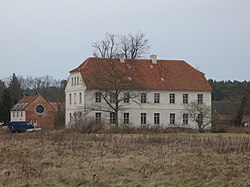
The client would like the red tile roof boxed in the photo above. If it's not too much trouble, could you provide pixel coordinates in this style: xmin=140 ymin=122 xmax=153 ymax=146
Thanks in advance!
xmin=71 ymin=57 xmax=212 ymax=91
xmin=11 ymin=95 xmax=39 ymax=111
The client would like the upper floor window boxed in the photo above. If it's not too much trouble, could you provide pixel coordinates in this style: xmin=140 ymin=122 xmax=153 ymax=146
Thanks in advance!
xmin=77 ymin=77 xmax=79 ymax=85
xmin=154 ymin=93 xmax=160 ymax=103
xmin=154 ymin=113 xmax=160 ymax=124
xmin=124 ymin=113 xmax=129 ymax=124
xmin=71 ymin=78 xmax=74 ymax=85
xmin=198 ymin=94 xmax=203 ymax=104
xmin=170 ymin=113 xmax=175 ymax=124
xmin=183 ymin=94 xmax=188 ymax=104
xmin=170 ymin=93 xmax=175 ymax=104
xmin=95 ymin=92 xmax=101 ymax=103
xmin=110 ymin=112 xmax=115 ymax=124
xmin=124 ymin=93 xmax=130 ymax=103
xmin=183 ymin=113 xmax=188 ymax=124
xmin=141 ymin=113 xmax=147 ymax=125
xmin=110 ymin=93 xmax=116 ymax=103
xmin=141 ymin=93 xmax=147 ymax=103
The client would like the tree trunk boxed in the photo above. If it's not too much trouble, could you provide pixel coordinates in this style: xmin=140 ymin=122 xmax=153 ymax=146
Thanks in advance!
xmin=115 ymin=109 xmax=119 ymax=129
xmin=234 ymin=95 xmax=248 ymax=126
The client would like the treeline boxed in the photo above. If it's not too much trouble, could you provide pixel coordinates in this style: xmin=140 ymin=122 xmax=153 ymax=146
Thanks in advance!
xmin=0 ymin=73 xmax=67 ymax=125
xmin=208 ymin=79 xmax=250 ymax=101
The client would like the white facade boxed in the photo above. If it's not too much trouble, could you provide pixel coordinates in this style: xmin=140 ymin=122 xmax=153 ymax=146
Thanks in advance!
xmin=10 ymin=111 xmax=26 ymax=121
xmin=65 ymin=71 xmax=86 ymax=126
xmin=65 ymin=82 xmax=211 ymax=129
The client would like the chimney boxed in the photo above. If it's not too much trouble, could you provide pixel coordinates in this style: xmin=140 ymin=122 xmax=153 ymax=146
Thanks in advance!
xmin=119 ymin=54 xmax=125 ymax=63
xmin=150 ymin=54 xmax=157 ymax=64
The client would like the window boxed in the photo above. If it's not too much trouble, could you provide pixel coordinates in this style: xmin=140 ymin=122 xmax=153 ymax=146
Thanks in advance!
xmin=124 ymin=93 xmax=130 ymax=103
xmin=95 ymin=112 xmax=101 ymax=123
xmin=17 ymin=111 xmax=19 ymax=117
xmin=198 ymin=94 xmax=203 ymax=104
xmin=141 ymin=93 xmax=147 ymax=103
xmin=95 ymin=92 xmax=101 ymax=103
xmin=170 ymin=113 xmax=175 ymax=124
xmin=77 ymin=77 xmax=79 ymax=85
xmin=183 ymin=114 xmax=188 ymax=124
xmin=110 ymin=93 xmax=116 ymax=103
xmin=183 ymin=94 xmax=188 ymax=104
xmin=74 ymin=93 xmax=77 ymax=104
xmin=69 ymin=94 xmax=72 ymax=104
xmin=79 ymin=92 xmax=82 ymax=104
xmin=141 ymin=113 xmax=147 ymax=124
xmin=154 ymin=113 xmax=160 ymax=124
xmin=21 ymin=111 xmax=23 ymax=117
xmin=74 ymin=77 xmax=76 ymax=85
xmin=110 ymin=112 xmax=115 ymax=124
xmin=71 ymin=78 xmax=73 ymax=85
xmin=170 ymin=93 xmax=175 ymax=104
xmin=13 ymin=112 xmax=15 ymax=117
xmin=124 ymin=113 xmax=129 ymax=124
xmin=36 ymin=105 xmax=45 ymax=113
xmin=154 ymin=93 xmax=160 ymax=103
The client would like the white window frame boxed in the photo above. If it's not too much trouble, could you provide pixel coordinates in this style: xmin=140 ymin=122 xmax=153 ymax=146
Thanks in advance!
xmin=141 ymin=113 xmax=147 ymax=124
xmin=183 ymin=94 xmax=188 ymax=104
xmin=170 ymin=93 xmax=175 ymax=104
xmin=123 ymin=113 xmax=129 ymax=124
xmin=154 ymin=93 xmax=160 ymax=103
xmin=154 ymin=113 xmax=160 ymax=124
xmin=170 ymin=113 xmax=175 ymax=124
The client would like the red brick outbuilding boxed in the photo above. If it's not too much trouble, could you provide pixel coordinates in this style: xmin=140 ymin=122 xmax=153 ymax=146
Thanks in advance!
xmin=10 ymin=94 xmax=55 ymax=128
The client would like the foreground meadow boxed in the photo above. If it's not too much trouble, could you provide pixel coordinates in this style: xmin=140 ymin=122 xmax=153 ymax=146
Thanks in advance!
xmin=0 ymin=130 xmax=250 ymax=187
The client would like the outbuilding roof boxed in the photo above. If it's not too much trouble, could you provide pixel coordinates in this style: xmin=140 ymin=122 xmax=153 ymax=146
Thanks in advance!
xmin=71 ymin=57 xmax=212 ymax=91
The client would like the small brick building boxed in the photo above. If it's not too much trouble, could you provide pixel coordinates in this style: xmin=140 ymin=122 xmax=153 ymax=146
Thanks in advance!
xmin=10 ymin=94 xmax=55 ymax=128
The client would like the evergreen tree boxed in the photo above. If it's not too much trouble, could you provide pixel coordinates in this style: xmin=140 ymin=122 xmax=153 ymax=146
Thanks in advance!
xmin=0 ymin=89 xmax=12 ymax=123
xmin=7 ymin=73 xmax=22 ymax=106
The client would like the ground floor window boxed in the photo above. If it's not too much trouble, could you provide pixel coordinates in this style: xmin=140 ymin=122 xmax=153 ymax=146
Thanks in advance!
xmin=183 ymin=113 xmax=188 ymax=124
xmin=95 ymin=112 xmax=101 ymax=123
xmin=124 ymin=113 xmax=129 ymax=124
xmin=141 ymin=113 xmax=147 ymax=124
xmin=110 ymin=112 xmax=115 ymax=124
xmin=154 ymin=113 xmax=160 ymax=125
xmin=170 ymin=113 xmax=175 ymax=124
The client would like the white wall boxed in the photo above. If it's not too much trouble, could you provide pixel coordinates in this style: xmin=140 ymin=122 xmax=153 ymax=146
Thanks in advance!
xmin=10 ymin=111 xmax=26 ymax=121
xmin=76 ymin=89 xmax=211 ymax=129
xmin=65 ymin=72 xmax=86 ymax=127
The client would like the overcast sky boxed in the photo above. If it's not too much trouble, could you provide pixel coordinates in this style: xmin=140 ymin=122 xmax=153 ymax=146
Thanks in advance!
xmin=0 ymin=0 xmax=249 ymax=81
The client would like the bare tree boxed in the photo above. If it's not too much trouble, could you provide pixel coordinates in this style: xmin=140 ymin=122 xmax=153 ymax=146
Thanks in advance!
xmin=92 ymin=33 xmax=118 ymax=58
xmin=92 ymin=32 xmax=150 ymax=59
xmin=185 ymin=102 xmax=211 ymax=132
xmin=85 ymin=60 xmax=144 ymax=128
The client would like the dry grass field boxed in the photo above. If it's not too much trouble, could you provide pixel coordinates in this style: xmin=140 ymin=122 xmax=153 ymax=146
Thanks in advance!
xmin=0 ymin=129 xmax=250 ymax=187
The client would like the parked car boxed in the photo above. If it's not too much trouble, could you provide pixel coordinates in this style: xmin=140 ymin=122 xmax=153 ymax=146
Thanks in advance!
xmin=8 ymin=121 xmax=41 ymax=133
